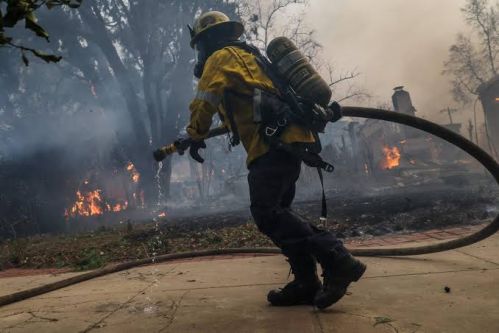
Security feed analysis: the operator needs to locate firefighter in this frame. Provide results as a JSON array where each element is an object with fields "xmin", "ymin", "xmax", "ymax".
[{"xmin": 186, "ymin": 11, "xmax": 366, "ymax": 309}]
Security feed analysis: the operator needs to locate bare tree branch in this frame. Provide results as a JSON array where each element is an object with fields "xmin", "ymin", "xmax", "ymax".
[
  {"xmin": 337, "ymin": 91, "xmax": 371, "ymax": 103},
  {"xmin": 238, "ymin": 0, "xmax": 366, "ymax": 101},
  {"xmin": 444, "ymin": 0, "xmax": 498, "ymax": 104},
  {"xmin": 328, "ymin": 70, "xmax": 361, "ymax": 87},
  {"xmin": 462, "ymin": 0, "xmax": 498, "ymax": 75}
]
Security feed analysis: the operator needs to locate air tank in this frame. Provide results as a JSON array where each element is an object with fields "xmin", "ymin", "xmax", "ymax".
[{"xmin": 266, "ymin": 37, "xmax": 332, "ymax": 107}]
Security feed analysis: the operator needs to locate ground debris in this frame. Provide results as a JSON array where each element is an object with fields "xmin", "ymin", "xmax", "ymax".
[
  {"xmin": 0, "ymin": 186, "xmax": 496, "ymax": 271},
  {"xmin": 373, "ymin": 316, "xmax": 394, "ymax": 327}
]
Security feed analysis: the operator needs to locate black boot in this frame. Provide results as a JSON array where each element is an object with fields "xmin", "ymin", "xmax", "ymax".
[
  {"xmin": 314, "ymin": 253, "xmax": 367, "ymax": 309},
  {"xmin": 267, "ymin": 255, "xmax": 322, "ymax": 306}
]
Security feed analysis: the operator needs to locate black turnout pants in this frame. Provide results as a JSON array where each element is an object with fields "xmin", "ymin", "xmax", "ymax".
[{"xmin": 248, "ymin": 149, "xmax": 348, "ymax": 263}]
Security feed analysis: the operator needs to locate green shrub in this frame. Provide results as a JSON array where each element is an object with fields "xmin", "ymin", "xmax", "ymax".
[{"xmin": 75, "ymin": 249, "xmax": 107, "ymax": 271}]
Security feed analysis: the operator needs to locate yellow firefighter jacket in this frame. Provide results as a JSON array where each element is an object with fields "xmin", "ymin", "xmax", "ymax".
[{"xmin": 187, "ymin": 46, "xmax": 315, "ymax": 166}]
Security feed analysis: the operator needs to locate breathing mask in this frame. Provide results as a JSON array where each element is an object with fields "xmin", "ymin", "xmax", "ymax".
[{"xmin": 193, "ymin": 42, "xmax": 209, "ymax": 79}]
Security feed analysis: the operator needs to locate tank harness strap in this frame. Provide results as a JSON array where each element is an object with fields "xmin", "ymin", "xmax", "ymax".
[
  {"xmin": 222, "ymin": 90, "xmax": 240, "ymax": 147},
  {"xmin": 253, "ymin": 88, "xmax": 290, "ymax": 140},
  {"xmin": 223, "ymin": 89, "xmax": 253, "ymax": 147},
  {"xmin": 317, "ymin": 167, "xmax": 328, "ymax": 220},
  {"xmin": 270, "ymin": 140, "xmax": 333, "ymax": 219}
]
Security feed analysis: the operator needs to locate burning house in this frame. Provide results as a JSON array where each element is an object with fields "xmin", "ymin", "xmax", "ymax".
[
  {"xmin": 356, "ymin": 86, "xmax": 471, "ymax": 181},
  {"xmin": 355, "ymin": 87, "xmax": 421, "ymax": 175},
  {"xmin": 357, "ymin": 117, "xmax": 403, "ymax": 175}
]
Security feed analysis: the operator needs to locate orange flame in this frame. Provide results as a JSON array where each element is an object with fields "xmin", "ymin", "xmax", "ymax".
[
  {"xmin": 126, "ymin": 162, "xmax": 140, "ymax": 183},
  {"xmin": 158, "ymin": 212, "xmax": 167, "ymax": 218},
  {"xmin": 112, "ymin": 202, "xmax": 128, "ymax": 212},
  {"xmin": 381, "ymin": 146, "xmax": 401, "ymax": 170},
  {"xmin": 66, "ymin": 183, "xmax": 129, "ymax": 218},
  {"xmin": 66, "ymin": 190, "xmax": 105, "ymax": 218}
]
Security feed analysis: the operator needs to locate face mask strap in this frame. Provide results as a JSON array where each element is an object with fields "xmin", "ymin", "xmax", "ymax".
[
  {"xmin": 194, "ymin": 41, "xmax": 208, "ymax": 79},
  {"xmin": 187, "ymin": 24, "xmax": 195, "ymax": 39}
]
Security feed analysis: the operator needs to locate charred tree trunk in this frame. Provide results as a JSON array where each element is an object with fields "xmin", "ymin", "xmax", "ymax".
[
  {"xmin": 161, "ymin": 32, "xmax": 195, "ymax": 200},
  {"xmin": 79, "ymin": 5, "xmax": 158, "ymax": 207}
]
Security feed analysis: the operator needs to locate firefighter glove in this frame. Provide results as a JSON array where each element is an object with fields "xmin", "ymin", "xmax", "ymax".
[{"xmin": 189, "ymin": 140, "xmax": 207, "ymax": 163}]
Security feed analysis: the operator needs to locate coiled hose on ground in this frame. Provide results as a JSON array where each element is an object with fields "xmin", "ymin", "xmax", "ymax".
[{"xmin": 1, "ymin": 107, "xmax": 498, "ymax": 307}]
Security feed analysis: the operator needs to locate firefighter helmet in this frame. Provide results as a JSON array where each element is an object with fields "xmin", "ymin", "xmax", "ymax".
[{"xmin": 188, "ymin": 11, "xmax": 244, "ymax": 48}]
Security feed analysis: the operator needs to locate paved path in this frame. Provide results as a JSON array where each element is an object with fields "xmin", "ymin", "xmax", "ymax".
[{"xmin": 0, "ymin": 232, "xmax": 498, "ymax": 332}]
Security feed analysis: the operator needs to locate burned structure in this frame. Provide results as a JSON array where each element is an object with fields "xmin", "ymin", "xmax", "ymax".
[
  {"xmin": 478, "ymin": 75, "xmax": 499, "ymax": 153},
  {"xmin": 356, "ymin": 87, "xmax": 420, "ymax": 176},
  {"xmin": 392, "ymin": 86, "xmax": 416, "ymax": 116},
  {"xmin": 352, "ymin": 87, "xmax": 472, "ymax": 184}
]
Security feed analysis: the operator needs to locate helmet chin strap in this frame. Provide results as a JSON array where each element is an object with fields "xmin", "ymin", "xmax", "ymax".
[
  {"xmin": 187, "ymin": 24, "xmax": 195, "ymax": 39},
  {"xmin": 193, "ymin": 62, "xmax": 205, "ymax": 79},
  {"xmin": 193, "ymin": 43, "xmax": 208, "ymax": 79}
]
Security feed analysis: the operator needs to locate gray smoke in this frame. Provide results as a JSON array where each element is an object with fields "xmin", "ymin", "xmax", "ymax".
[{"xmin": 306, "ymin": 0, "xmax": 475, "ymax": 125}]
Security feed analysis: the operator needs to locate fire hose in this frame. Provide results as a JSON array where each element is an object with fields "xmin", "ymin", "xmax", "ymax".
[{"xmin": 1, "ymin": 107, "xmax": 498, "ymax": 308}]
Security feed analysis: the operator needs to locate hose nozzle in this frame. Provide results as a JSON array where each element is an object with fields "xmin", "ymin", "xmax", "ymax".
[{"xmin": 153, "ymin": 144, "xmax": 177, "ymax": 162}]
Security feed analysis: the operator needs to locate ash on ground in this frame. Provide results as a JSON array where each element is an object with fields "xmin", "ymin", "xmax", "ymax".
[{"xmin": 163, "ymin": 181, "xmax": 497, "ymax": 240}]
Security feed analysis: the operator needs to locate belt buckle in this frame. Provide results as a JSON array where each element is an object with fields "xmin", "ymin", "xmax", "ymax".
[
  {"xmin": 324, "ymin": 163, "xmax": 335, "ymax": 173},
  {"xmin": 265, "ymin": 126, "xmax": 278, "ymax": 137}
]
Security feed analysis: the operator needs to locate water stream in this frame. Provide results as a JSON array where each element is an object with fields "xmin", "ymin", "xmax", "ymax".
[
  {"xmin": 142, "ymin": 161, "xmax": 165, "ymax": 314},
  {"xmin": 156, "ymin": 161, "xmax": 164, "ymax": 207},
  {"xmin": 143, "ymin": 219, "xmax": 162, "ymax": 315}
]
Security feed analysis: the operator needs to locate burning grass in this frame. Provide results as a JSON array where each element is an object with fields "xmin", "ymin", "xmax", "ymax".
[{"xmin": 1, "ymin": 185, "xmax": 496, "ymax": 272}]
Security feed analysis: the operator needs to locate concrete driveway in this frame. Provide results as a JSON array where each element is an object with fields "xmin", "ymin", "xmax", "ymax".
[{"xmin": 1, "ymin": 234, "xmax": 498, "ymax": 333}]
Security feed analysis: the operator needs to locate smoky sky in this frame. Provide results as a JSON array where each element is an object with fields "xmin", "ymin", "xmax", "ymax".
[{"xmin": 305, "ymin": 0, "xmax": 475, "ymax": 125}]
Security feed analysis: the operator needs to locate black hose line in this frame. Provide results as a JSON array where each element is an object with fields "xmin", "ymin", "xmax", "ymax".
[{"xmin": 1, "ymin": 107, "xmax": 497, "ymax": 308}]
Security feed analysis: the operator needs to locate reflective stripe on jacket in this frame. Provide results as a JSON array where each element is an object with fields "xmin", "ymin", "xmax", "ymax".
[{"xmin": 187, "ymin": 46, "xmax": 315, "ymax": 166}]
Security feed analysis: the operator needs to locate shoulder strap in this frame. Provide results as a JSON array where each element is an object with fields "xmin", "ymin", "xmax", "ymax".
[
  {"xmin": 222, "ymin": 89, "xmax": 252, "ymax": 147},
  {"xmin": 223, "ymin": 42, "xmax": 288, "ymax": 92}
]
